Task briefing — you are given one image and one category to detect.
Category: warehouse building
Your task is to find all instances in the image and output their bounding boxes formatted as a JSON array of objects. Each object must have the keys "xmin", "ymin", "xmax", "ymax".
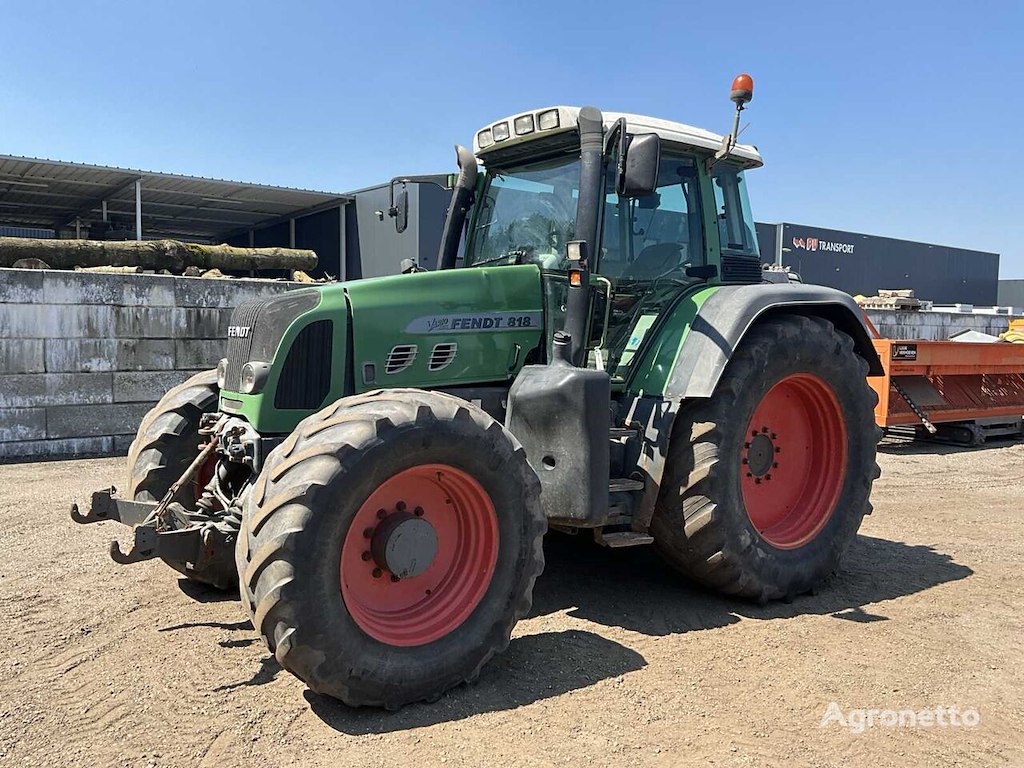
[
  {"xmin": 755, "ymin": 222, "xmax": 1000, "ymax": 305},
  {"xmin": 0, "ymin": 155, "xmax": 449, "ymax": 279}
]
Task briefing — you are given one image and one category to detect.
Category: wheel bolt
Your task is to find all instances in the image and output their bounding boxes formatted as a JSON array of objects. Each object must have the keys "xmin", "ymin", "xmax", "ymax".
[
  {"xmin": 361, "ymin": 551, "xmax": 372, "ymax": 561},
  {"xmin": 742, "ymin": 457, "xmax": 748, "ymax": 465},
  {"xmin": 770, "ymin": 433, "xmax": 777, "ymax": 440},
  {"xmin": 755, "ymin": 478, "xmax": 761, "ymax": 484},
  {"xmin": 372, "ymin": 568, "xmax": 383, "ymax": 578},
  {"xmin": 396, "ymin": 500, "xmax": 407, "ymax": 512},
  {"xmin": 390, "ymin": 574, "xmax": 400, "ymax": 583},
  {"xmin": 751, "ymin": 430, "xmax": 759, "ymax": 438},
  {"xmin": 773, "ymin": 462, "xmax": 779, "ymax": 469},
  {"xmin": 744, "ymin": 442, "xmax": 751, "ymax": 449},
  {"xmin": 414, "ymin": 506, "xmax": 424, "ymax": 517},
  {"xmin": 362, "ymin": 527, "xmax": 374, "ymax": 538},
  {"xmin": 762, "ymin": 426, "xmax": 769, "ymax": 433},
  {"xmin": 765, "ymin": 474, "xmax": 772, "ymax": 481},
  {"xmin": 775, "ymin": 447, "xmax": 781, "ymax": 453},
  {"xmin": 377, "ymin": 508, "xmax": 387, "ymax": 519},
  {"xmin": 746, "ymin": 472, "xmax": 753, "ymax": 478}
]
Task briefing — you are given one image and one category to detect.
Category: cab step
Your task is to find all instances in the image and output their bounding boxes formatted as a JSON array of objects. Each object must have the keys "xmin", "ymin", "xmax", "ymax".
[
  {"xmin": 609, "ymin": 477, "xmax": 645, "ymax": 493},
  {"xmin": 609, "ymin": 426, "xmax": 640, "ymax": 439},
  {"xmin": 595, "ymin": 530, "xmax": 655, "ymax": 548}
]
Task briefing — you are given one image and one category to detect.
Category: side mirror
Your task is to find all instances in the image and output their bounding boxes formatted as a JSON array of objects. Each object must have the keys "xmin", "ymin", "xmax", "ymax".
[
  {"xmin": 618, "ymin": 133, "xmax": 661, "ymax": 198},
  {"xmin": 390, "ymin": 186, "xmax": 409, "ymax": 233}
]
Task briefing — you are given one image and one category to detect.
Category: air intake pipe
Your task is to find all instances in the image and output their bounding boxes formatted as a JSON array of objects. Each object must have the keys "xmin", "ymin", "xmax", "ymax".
[
  {"xmin": 563, "ymin": 106, "xmax": 604, "ymax": 365},
  {"xmin": 438, "ymin": 145, "xmax": 479, "ymax": 270}
]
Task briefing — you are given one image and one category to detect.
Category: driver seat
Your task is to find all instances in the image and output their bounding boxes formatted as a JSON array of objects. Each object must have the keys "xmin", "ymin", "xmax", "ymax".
[{"xmin": 624, "ymin": 242, "xmax": 686, "ymax": 280}]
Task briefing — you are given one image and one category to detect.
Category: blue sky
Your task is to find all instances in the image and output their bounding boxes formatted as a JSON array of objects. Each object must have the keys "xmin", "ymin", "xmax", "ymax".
[{"xmin": 3, "ymin": 1, "xmax": 1022, "ymax": 274}]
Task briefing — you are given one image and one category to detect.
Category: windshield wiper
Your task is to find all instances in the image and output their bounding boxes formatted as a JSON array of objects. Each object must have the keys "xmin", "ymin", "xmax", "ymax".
[{"xmin": 471, "ymin": 252, "xmax": 516, "ymax": 267}]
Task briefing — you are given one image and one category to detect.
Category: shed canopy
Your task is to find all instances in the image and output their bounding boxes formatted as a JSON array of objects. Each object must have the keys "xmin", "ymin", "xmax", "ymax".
[{"xmin": 0, "ymin": 154, "xmax": 348, "ymax": 242}]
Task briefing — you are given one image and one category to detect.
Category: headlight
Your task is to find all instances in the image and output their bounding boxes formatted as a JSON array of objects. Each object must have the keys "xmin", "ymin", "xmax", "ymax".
[
  {"xmin": 216, "ymin": 358, "xmax": 228, "ymax": 389},
  {"xmin": 514, "ymin": 114, "xmax": 535, "ymax": 135},
  {"xmin": 538, "ymin": 109, "xmax": 560, "ymax": 130},
  {"xmin": 476, "ymin": 128, "xmax": 493, "ymax": 149},
  {"xmin": 492, "ymin": 121, "xmax": 510, "ymax": 142},
  {"xmin": 240, "ymin": 362, "xmax": 270, "ymax": 394}
]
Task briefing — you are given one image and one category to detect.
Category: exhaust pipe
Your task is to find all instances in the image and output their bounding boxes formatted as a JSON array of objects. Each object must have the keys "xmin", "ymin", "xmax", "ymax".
[
  {"xmin": 563, "ymin": 106, "xmax": 604, "ymax": 365},
  {"xmin": 438, "ymin": 145, "xmax": 479, "ymax": 270}
]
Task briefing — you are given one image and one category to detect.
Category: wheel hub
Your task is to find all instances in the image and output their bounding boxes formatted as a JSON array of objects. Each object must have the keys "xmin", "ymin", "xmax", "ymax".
[
  {"xmin": 745, "ymin": 432, "xmax": 776, "ymax": 477},
  {"xmin": 370, "ymin": 511, "xmax": 438, "ymax": 579}
]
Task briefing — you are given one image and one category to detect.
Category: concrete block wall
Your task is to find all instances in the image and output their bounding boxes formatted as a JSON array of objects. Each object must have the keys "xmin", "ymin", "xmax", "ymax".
[{"xmin": 0, "ymin": 268, "xmax": 300, "ymax": 461}]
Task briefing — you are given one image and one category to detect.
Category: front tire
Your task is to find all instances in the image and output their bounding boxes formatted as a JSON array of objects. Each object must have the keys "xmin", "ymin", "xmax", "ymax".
[
  {"xmin": 237, "ymin": 388, "xmax": 545, "ymax": 708},
  {"xmin": 126, "ymin": 369, "xmax": 235, "ymax": 589},
  {"xmin": 650, "ymin": 314, "xmax": 880, "ymax": 601}
]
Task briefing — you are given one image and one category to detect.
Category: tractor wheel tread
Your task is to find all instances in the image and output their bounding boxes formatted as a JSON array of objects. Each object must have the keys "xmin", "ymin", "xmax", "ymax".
[
  {"xmin": 125, "ymin": 369, "xmax": 231, "ymax": 588},
  {"xmin": 650, "ymin": 314, "xmax": 878, "ymax": 601},
  {"xmin": 238, "ymin": 387, "xmax": 544, "ymax": 708}
]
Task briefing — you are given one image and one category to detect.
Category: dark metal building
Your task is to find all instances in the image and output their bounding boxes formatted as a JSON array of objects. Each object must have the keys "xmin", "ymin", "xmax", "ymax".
[{"xmin": 755, "ymin": 222, "xmax": 1000, "ymax": 305}]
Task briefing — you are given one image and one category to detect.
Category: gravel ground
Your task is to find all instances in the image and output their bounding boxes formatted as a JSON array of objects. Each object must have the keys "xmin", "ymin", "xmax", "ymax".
[{"xmin": 0, "ymin": 437, "xmax": 1021, "ymax": 767}]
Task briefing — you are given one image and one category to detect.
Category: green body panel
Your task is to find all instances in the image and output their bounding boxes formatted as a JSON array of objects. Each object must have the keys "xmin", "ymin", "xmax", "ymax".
[
  {"xmin": 624, "ymin": 285, "xmax": 719, "ymax": 397},
  {"xmin": 220, "ymin": 264, "xmax": 544, "ymax": 434},
  {"xmin": 346, "ymin": 264, "xmax": 544, "ymax": 391},
  {"xmin": 219, "ymin": 284, "xmax": 351, "ymax": 434}
]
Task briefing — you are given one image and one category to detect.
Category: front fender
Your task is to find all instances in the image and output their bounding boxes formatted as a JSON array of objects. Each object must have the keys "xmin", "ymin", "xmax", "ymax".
[{"xmin": 661, "ymin": 284, "xmax": 882, "ymax": 400}]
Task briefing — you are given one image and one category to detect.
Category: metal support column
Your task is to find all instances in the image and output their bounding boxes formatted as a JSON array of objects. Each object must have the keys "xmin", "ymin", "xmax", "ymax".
[
  {"xmin": 134, "ymin": 181, "xmax": 143, "ymax": 241},
  {"xmin": 101, "ymin": 200, "xmax": 108, "ymax": 222},
  {"xmin": 338, "ymin": 203, "xmax": 347, "ymax": 282},
  {"xmin": 289, "ymin": 218, "xmax": 296, "ymax": 249},
  {"xmin": 775, "ymin": 222, "xmax": 784, "ymax": 266}
]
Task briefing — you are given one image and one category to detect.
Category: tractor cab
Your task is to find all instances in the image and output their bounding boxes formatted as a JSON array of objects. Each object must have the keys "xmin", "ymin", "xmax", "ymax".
[{"xmin": 458, "ymin": 105, "xmax": 765, "ymax": 381}]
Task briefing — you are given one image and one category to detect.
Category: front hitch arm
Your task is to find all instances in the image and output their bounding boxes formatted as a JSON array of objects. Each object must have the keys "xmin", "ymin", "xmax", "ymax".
[
  {"xmin": 70, "ymin": 487, "xmax": 156, "ymax": 526},
  {"xmin": 70, "ymin": 487, "xmax": 207, "ymax": 566}
]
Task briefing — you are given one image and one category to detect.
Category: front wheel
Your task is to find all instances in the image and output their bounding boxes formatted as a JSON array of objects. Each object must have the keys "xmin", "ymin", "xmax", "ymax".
[
  {"xmin": 126, "ymin": 369, "xmax": 235, "ymax": 589},
  {"xmin": 650, "ymin": 314, "xmax": 880, "ymax": 601},
  {"xmin": 237, "ymin": 388, "xmax": 545, "ymax": 708}
]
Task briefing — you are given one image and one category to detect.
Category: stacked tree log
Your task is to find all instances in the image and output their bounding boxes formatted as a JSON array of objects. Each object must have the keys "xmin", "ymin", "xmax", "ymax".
[{"xmin": 0, "ymin": 236, "xmax": 317, "ymax": 274}]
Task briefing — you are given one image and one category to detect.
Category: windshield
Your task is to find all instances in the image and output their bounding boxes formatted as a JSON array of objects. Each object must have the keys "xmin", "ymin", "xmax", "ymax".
[{"xmin": 466, "ymin": 156, "xmax": 580, "ymax": 270}]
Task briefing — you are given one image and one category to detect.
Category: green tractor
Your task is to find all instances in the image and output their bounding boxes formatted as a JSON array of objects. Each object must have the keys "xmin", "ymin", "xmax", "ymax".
[{"xmin": 72, "ymin": 75, "xmax": 881, "ymax": 708}]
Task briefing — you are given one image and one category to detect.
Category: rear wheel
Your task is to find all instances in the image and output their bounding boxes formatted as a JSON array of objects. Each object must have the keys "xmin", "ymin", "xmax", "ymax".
[
  {"xmin": 237, "ymin": 388, "xmax": 545, "ymax": 708},
  {"xmin": 126, "ymin": 369, "xmax": 235, "ymax": 589},
  {"xmin": 651, "ymin": 314, "xmax": 880, "ymax": 601}
]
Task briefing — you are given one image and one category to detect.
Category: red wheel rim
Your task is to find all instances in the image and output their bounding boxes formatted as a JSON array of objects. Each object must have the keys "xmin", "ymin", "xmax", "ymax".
[
  {"xmin": 340, "ymin": 464, "xmax": 499, "ymax": 647},
  {"xmin": 741, "ymin": 373, "xmax": 847, "ymax": 549}
]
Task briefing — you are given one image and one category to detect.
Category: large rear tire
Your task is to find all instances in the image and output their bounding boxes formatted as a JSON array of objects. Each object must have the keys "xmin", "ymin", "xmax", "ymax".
[
  {"xmin": 126, "ymin": 369, "xmax": 235, "ymax": 589},
  {"xmin": 237, "ymin": 388, "xmax": 545, "ymax": 709},
  {"xmin": 650, "ymin": 314, "xmax": 880, "ymax": 601}
]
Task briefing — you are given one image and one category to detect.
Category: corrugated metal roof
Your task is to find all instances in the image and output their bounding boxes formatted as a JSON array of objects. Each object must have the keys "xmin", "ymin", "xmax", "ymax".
[{"xmin": 0, "ymin": 154, "xmax": 349, "ymax": 241}]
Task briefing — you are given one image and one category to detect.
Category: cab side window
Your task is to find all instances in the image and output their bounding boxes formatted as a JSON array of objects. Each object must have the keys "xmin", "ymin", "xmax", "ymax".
[
  {"xmin": 712, "ymin": 165, "xmax": 759, "ymax": 257},
  {"xmin": 598, "ymin": 152, "xmax": 703, "ymax": 282}
]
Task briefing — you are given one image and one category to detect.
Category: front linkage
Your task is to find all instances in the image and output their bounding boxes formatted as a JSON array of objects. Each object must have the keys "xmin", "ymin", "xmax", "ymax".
[{"xmin": 70, "ymin": 413, "xmax": 267, "ymax": 589}]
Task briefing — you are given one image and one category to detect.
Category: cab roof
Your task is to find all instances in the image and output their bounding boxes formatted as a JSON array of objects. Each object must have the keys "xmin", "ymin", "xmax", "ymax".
[{"xmin": 473, "ymin": 105, "xmax": 763, "ymax": 168}]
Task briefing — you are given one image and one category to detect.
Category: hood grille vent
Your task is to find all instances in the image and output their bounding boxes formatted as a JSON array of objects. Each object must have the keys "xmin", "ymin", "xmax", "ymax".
[
  {"xmin": 428, "ymin": 342, "xmax": 458, "ymax": 372},
  {"xmin": 385, "ymin": 344, "xmax": 418, "ymax": 374}
]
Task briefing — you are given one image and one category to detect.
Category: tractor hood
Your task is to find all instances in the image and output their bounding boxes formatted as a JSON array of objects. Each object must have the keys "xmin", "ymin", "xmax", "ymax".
[
  {"xmin": 219, "ymin": 265, "xmax": 544, "ymax": 434},
  {"xmin": 345, "ymin": 264, "xmax": 544, "ymax": 391}
]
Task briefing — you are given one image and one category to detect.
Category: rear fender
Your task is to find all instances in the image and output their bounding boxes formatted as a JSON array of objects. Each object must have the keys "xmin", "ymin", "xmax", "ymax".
[
  {"xmin": 664, "ymin": 284, "xmax": 882, "ymax": 400},
  {"xmin": 624, "ymin": 284, "xmax": 882, "ymax": 533}
]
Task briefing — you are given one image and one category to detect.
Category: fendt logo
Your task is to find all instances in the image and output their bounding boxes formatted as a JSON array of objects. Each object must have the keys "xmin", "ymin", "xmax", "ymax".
[
  {"xmin": 792, "ymin": 235, "xmax": 855, "ymax": 254},
  {"xmin": 227, "ymin": 326, "xmax": 251, "ymax": 338}
]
